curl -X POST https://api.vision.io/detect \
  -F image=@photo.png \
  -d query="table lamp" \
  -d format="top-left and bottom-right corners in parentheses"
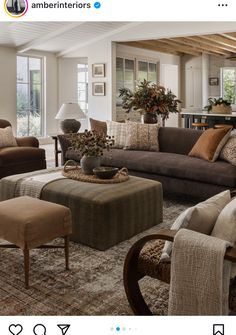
top-left (55, 103), bottom-right (86, 133)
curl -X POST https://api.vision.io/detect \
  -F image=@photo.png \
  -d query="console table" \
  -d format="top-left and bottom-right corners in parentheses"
top-left (181, 111), bottom-right (236, 128)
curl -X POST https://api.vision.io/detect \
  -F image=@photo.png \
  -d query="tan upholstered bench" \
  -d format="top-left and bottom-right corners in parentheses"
top-left (0, 196), bottom-right (72, 288)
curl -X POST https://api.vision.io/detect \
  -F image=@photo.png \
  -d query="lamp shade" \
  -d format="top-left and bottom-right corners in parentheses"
top-left (55, 103), bottom-right (86, 120)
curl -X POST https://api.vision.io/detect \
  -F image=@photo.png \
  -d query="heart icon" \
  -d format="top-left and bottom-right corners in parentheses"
top-left (9, 324), bottom-right (23, 335)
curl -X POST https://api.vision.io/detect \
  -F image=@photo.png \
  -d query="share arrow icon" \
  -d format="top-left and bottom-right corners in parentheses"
top-left (57, 324), bottom-right (70, 335)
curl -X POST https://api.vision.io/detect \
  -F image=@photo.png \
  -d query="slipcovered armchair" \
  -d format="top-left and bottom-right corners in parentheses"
top-left (0, 119), bottom-right (46, 179)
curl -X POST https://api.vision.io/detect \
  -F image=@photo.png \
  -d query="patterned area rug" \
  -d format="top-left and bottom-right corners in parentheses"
top-left (0, 195), bottom-right (196, 315)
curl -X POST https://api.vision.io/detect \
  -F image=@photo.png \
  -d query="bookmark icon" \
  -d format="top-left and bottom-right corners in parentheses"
top-left (213, 324), bottom-right (224, 335)
top-left (57, 324), bottom-right (70, 335)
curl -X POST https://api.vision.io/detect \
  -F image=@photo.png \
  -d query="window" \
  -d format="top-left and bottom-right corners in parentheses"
top-left (116, 57), bottom-right (135, 105)
top-left (221, 67), bottom-right (236, 104)
top-left (17, 55), bottom-right (43, 137)
top-left (116, 57), bottom-right (158, 105)
top-left (77, 63), bottom-right (88, 114)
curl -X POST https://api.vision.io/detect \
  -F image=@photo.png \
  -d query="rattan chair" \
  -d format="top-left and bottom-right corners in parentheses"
top-left (123, 228), bottom-right (236, 315)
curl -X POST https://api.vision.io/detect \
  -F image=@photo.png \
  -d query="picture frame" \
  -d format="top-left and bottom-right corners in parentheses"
top-left (209, 77), bottom-right (219, 86)
top-left (92, 82), bottom-right (105, 96)
top-left (92, 63), bottom-right (105, 77)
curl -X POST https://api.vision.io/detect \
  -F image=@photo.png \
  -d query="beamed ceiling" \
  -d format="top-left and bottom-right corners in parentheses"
top-left (118, 32), bottom-right (236, 57)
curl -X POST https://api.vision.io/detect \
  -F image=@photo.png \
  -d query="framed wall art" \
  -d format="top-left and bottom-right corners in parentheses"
top-left (92, 82), bottom-right (105, 96)
top-left (92, 63), bottom-right (105, 77)
top-left (209, 77), bottom-right (219, 86)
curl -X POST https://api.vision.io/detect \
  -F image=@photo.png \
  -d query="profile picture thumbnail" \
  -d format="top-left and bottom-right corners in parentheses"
top-left (5, 0), bottom-right (28, 17)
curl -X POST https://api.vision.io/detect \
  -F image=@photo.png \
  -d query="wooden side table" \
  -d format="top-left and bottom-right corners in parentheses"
top-left (50, 135), bottom-right (62, 167)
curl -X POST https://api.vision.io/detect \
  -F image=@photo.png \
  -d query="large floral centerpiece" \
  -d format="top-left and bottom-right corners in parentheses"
top-left (119, 79), bottom-right (181, 125)
top-left (68, 130), bottom-right (113, 175)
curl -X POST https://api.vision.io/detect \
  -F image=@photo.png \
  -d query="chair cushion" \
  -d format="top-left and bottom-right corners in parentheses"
top-left (212, 197), bottom-right (236, 245)
top-left (160, 190), bottom-right (231, 261)
top-left (0, 196), bottom-right (72, 249)
top-left (101, 149), bottom-right (236, 187)
top-left (0, 147), bottom-right (45, 167)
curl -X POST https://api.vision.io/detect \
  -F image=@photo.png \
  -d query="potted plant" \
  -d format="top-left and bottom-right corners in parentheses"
top-left (119, 79), bottom-right (181, 125)
top-left (68, 130), bottom-right (113, 175)
top-left (204, 97), bottom-right (232, 114)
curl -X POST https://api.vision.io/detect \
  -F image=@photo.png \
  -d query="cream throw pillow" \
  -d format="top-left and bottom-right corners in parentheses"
top-left (211, 197), bottom-right (236, 245)
top-left (0, 126), bottom-right (17, 148)
top-left (124, 122), bottom-right (160, 151)
top-left (160, 190), bottom-right (231, 261)
top-left (106, 121), bottom-right (127, 149)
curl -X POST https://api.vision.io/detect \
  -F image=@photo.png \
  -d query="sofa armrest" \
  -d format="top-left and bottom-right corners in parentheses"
top-left (15, 137), bottom-right (39, 148)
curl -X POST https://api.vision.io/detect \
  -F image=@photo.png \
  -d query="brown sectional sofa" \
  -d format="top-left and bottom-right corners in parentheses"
top-left (100, 127), bottom-right (236, 199)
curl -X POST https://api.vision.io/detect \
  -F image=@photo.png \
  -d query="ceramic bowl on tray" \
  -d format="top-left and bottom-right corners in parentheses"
top-left (93, 167), bottom-right (119, 179)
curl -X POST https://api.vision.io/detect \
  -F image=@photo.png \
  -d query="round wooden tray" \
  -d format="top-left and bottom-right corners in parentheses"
top-left (62, 160), bottom-right (129, 184)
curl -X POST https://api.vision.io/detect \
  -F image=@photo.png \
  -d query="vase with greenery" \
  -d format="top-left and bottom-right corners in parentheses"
top-left (68, 130), bottom-right (114, 175)
top-left (119, 79), bottom-right (181, 126)
top-left (204, 97), bottom-right (232, 114)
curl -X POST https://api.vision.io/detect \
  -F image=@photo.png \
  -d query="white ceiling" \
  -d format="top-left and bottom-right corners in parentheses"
top-left (1, 21), bottom-right (236, 58)
top-left (0, 21), bottom-right (130, 55)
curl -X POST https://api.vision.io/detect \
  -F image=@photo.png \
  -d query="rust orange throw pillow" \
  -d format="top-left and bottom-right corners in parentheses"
top-left (188, 127), bottom-right (231, 162)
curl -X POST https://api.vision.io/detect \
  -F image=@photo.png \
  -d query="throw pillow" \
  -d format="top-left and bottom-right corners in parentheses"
top-left (106, 121), bottom-right (128, 148)
top-left (160, 190), bottom-right (231, 261)
top-left (124, 122), bottom-right (160, 151)
top-left (211, 197), bottom-right (236, 245)
top-left (0, 126), bottom-right (17, 148)
top-left (220, 131), bottom-right (236, 166)
top-left (188, 127), bottom-right (231, 162)
top-left (89, 118), bottom-right (107, 136)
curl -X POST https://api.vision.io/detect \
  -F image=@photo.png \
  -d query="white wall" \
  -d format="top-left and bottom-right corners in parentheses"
top-left (58, 57), bottom-right (88, 132)
top-left (0, 46), bottom-right (17, 134)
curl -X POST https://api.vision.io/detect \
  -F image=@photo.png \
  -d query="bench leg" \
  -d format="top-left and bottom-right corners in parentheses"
top-left (64, 236), bottom-right (69, 270)
top-left (23, 248), bottom-right (30, 289)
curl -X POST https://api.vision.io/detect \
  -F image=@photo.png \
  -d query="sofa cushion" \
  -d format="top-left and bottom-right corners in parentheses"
top-left (90, 118), bottom-right (107, 136)
top-left (101, 149), bottom-right (236, 187)
top-left (189, 127), bottom-right (231, 162)
top-left (0, 126), bottom-right (17, 148)
top-left (158, 127), bottom-right (202, 155)
top-left (124, 123), bottom-right (160, 151)
top-left (220, 132), bottom-right (236, 166)
top-left (0, 147), bottom-right (46, 167)
top-left (106, 121), bottom-right (128, 148)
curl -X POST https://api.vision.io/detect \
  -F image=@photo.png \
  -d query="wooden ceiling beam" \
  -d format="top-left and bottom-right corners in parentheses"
top-left (169, 37), bottom-right (222, 56)
top-left (183, 37), bottom-right (231, 56)
top-left (204, 34), bottom-right (236, 48)
top-left (198, 35), bottom-right (236, 52)
top-left (220, 33), bottom-right (236, 43)
top-left (156, 39), bottom-right (202, 56)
